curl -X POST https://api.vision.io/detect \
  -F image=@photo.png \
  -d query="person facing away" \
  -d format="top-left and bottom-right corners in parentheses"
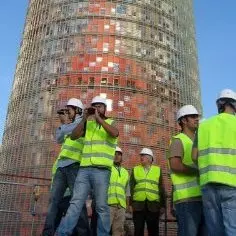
top-left (42, 98), bottom-right (89, 236)
top-left (168, 105), bottom-right (207, 236)
top-left (130, 148), bottom-right (165, 236)
top-left (57, 96), bottom-right (119, 236)
top-left (192, 89), bottom-right (236, 236)
top-left (108, 146), bottom-right (130, 236)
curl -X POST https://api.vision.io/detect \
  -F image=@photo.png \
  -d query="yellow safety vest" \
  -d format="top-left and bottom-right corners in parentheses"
top-left (58, 136), bottom-right (84, 161)
top-left (108, 166), bottom-right (129, 208)
top-left (133, 165), bottom-right (160, 202)
top-left (80, 119), bottom-right (117, 168)
top-left (169, 133), bottom-right (201, 203)
top-left (52, 136), bottom-right (84, 175)
top-left (198, 113), bottom-right (236, 187)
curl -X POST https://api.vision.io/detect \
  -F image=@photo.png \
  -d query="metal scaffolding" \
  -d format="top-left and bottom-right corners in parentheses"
top-left (0, 0), bottom-right (200, 234)
top-left (0, 176), bottom-right (177, 235)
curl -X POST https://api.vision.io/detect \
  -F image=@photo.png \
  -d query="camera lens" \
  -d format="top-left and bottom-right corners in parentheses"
top-left (88, 107), bottom-right (95, 115)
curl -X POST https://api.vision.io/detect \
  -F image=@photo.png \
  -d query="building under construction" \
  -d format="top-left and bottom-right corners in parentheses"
top-left (0, 0), bottom-right (201, 235)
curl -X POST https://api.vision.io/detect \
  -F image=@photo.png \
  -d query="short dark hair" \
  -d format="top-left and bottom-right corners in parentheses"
top-left (178, 115), bottom-right (198, 130)
top-left (217, 98), bottom-right (236, 113)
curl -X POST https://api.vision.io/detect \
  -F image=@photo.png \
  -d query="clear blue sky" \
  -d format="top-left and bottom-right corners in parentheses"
top-left (0, 1), bottom-right (235, 142)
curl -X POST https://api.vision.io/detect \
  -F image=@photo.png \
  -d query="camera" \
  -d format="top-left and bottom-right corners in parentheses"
top-left (87, 107), bottom-right (96, 115)
top-left (57, 109), bottom-right (68, 115)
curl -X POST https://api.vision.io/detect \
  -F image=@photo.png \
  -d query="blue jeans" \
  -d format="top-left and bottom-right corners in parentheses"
top-left (202, 184), bottom-right (236, 236)
top-left (58, 167), bottom-right (111, 236)
top-left (175, 201), bottom-right (207, 236)
top-left (54, 196), bottom-right (90, 236)
top-left (42, 163), bottom-right (89, 236)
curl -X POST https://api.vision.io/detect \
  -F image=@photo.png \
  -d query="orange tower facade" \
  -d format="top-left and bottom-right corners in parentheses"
top-left (0, 0), bottom-right (200, 234)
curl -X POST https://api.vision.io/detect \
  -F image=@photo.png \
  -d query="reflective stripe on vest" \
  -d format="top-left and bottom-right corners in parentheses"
top-left (108, 166), bottom-right (129, 208)
top-left (198, 113), bottom-right (236, 187)
top-left (133, 165), bottom-right (160, 202)
top-left (199, 148), bottom-right (236, 156)
top-left (80, 119), bottom-right (117, 168)
top-left (84, 140), bottom-right (117, 148)
top-left (169, 133), bottom-right (201, 202)
top-left (58, 136), bottom-right (84, 162)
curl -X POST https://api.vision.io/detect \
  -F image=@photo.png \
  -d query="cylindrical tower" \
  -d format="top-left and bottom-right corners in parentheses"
top-left (0, 0), bottom-right (201, 234)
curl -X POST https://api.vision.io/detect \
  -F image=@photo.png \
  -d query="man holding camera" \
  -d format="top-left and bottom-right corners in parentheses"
top-left (58, 96), bottom-right (119, 236)
top-left (42, 98), bottom-right (89, 236)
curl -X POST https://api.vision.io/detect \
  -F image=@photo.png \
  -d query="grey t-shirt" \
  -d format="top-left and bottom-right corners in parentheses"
top-left (169, 139), bottom-right (184, 159)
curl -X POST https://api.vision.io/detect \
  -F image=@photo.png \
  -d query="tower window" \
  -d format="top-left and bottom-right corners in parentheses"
top-left (101, 78), bottom-right (107, 85)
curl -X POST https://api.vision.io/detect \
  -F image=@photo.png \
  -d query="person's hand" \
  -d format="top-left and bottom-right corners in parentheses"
top-left (95, 108), bottom-right (103, 124)
top-left (59, 113), bottom-right (70, 124)
top-left (83, 108), bottom-right (90, 121)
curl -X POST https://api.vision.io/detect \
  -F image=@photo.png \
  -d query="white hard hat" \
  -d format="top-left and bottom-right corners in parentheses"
top-left (140, 148), bottom-right (153, 157)
top-left (115, 146), bottom-right (123, 153)
top-left (217, 89), bottom-right (236, 101)
top-left (176, 105), bottom-right (199, 121)
top-left (67, 98), bottom-right (84, 110)
top-left (91, 96), bottom-right (107, 106)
